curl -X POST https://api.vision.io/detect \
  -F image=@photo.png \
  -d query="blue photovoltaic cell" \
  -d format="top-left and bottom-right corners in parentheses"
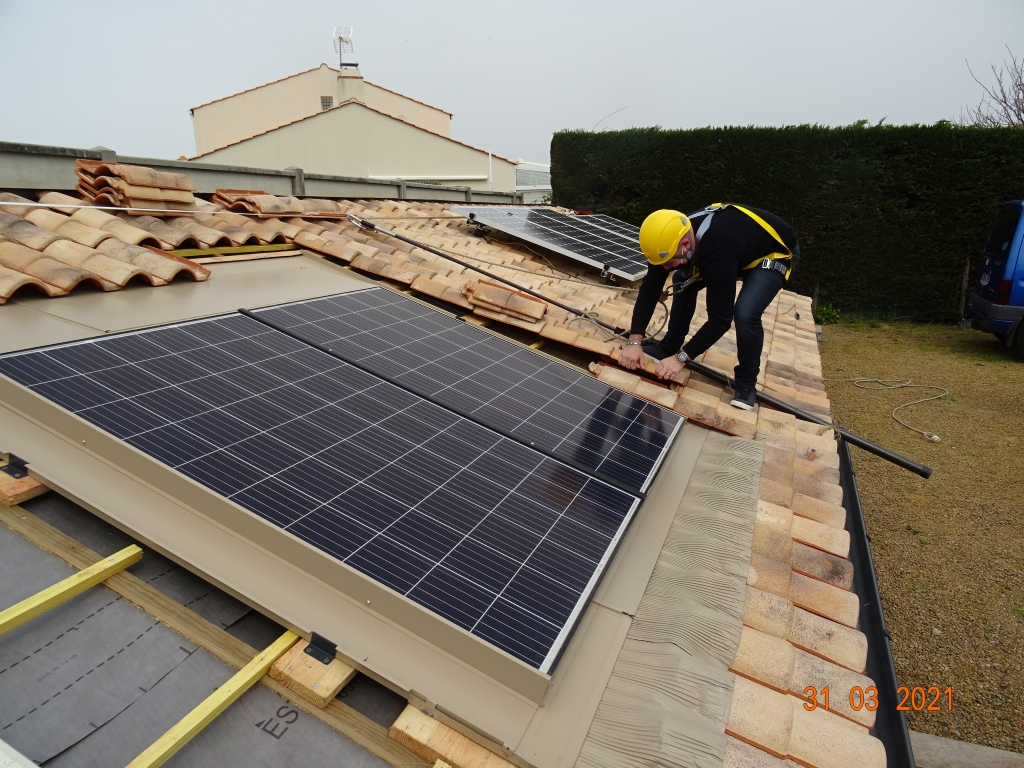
top-left (450, 206), bottom-right (647, 280)
top-left (0, 312), bottom-right (643, 671)
top-left (253, 288), bottom-right (681, 494)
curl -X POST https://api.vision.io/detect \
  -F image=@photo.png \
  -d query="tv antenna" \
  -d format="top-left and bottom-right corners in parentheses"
top-left (333, 27), bottom-right (357, 69)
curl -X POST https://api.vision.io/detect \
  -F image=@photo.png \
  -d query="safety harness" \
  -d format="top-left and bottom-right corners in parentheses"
top-left (691, 203), bottom-right (794, 280)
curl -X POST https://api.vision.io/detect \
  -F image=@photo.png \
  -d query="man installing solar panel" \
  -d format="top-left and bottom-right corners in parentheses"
top-left (617, 204), bottom-right (799, 411)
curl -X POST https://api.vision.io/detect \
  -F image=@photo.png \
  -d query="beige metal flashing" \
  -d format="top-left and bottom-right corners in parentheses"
top-left (593, 421), bottom-right (708, 615)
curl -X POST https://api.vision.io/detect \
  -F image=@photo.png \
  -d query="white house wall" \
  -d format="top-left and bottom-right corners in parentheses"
top-left (192, 65), bottom-right (339, 155)
top-left (196, 104), bottom-right (516, 192)
top-left (363, 82), bottom-right (451, 137)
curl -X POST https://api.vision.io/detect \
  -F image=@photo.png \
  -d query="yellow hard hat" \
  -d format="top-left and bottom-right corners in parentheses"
top-left (639, 209), bottom-right (692, 265)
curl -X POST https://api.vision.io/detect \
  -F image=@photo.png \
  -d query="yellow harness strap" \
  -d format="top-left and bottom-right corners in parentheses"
top-left (708, 203), bottom-right (793, 280)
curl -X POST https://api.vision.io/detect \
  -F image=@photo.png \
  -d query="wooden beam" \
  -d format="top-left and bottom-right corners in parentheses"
top-left (192, 250), bottom-right (303, 265)
top-left (269, 637), bottom-right (357, 708)
top-left (390, 706), bottom-right (516, 768)
top-left (0, 504), bottom-right (428, 768)
top-left (171, 243), bottom-right (297, 258)
top-left (126, 630), bottom-right (299, 768)
top-left (0, 544), bottom-right (142, 636)
top-left (0, 462), bottom-right (48, 507)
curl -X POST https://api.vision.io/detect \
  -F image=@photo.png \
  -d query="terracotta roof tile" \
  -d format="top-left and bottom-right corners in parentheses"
top-left (0, 263), bottom-right (68, 303)
top-left (69, 207), bottom-right (169, 248)
top-left (116, 214), bottom-right (202, 249)
top-left (0, 211), bottom-right (65, 250)
top-left (24, 208), bottom-right (113, 248)
top-left (41, 239), bottom-right (153, 287)
top-left (0, 238), bottom-right (116, 292)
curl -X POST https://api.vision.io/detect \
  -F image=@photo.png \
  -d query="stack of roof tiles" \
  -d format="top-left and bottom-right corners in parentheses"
top-left (0, 192), bottom-right (209, 303)
top-left (212, 188), bottom-right (345, 217)
top-left (74, 160), bottom-right (199, 214)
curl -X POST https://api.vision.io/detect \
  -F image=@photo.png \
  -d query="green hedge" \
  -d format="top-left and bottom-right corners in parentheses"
top-left (550, 125), bottom-right (1024, 321)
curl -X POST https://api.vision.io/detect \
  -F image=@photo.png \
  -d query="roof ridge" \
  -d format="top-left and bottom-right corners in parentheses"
top-left (362, 79), bottom-right (453, 116)
top-left (189, 64), bottom-right (338, 112)
top-left (190, 100), bottom-right (517, 165)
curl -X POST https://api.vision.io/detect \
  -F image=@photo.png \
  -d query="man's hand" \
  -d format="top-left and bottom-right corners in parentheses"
top-left (618, 343), bottom-right (645, 370)
top-left (656, 354), bottom-right (686, 381)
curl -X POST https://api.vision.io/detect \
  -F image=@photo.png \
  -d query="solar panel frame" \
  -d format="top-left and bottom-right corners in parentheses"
top-left (249, 287), bottom-right (682, 495)
top-left (0, 312), bottom-right (645, 673)
top-left (450, 206), bottom-right (648, 281)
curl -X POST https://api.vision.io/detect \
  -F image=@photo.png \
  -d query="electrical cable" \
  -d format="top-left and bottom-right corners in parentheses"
top-left (822, 378), bottom-right (947, 442)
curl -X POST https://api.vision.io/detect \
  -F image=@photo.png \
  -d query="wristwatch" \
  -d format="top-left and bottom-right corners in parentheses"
top-left (676, 350), bottom-right (690, 364)
top-left (625, 341), bottom-right (642, 346)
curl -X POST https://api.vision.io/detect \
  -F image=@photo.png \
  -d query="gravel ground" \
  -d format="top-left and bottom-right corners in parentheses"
top-left (818, 321), bottom-right (1023, 754)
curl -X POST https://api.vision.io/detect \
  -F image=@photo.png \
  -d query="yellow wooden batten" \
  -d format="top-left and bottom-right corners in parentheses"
top-left (171, 243), bottom-right (297, 257)
top-left (0, 544), bottom-right (142, 636)
top-left (125, 630), bottom-right (300, 768)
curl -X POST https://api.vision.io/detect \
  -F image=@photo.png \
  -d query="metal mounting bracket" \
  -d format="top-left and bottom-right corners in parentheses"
top-left (303, 631), bottom-right (338, 666)
top-left (1, 454), bottom-right (28, 479)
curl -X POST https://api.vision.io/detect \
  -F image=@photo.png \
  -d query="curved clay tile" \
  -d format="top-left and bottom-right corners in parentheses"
top-left (96, 239), bottom-right (209, 283)
top-left (36, 191), bottom-right (90, 211)
top-left (83, 174), bottom-right (195, 205)
top-left (0, 192), bottom-right (36, 216)
top-left (69, 208), bottom-right (169, 249)
top-left (214, 211), bottom-right (287, 244)
top-left (259, 217), bottom-right (305, 239)
top-left (24, 209), bottom-right (113, 249)
top-left (0, 211), bottom-right (66, 251)
top-left (0, 239), bottom-right (116, 292)
top-left (42, 240), bottom-right (153, 288)
top-left (196, 215), bottom-right (260, 246)
top-left (116, 214), bottom-right (201, 249)
top-left (0, 263), bottom-right (69, 303)
top-left (165, 217), bottom-right (232, 247)
top-left (300, 198), bottom-right (344, 215)
top-left (75, 160), bottom-right (195, 192)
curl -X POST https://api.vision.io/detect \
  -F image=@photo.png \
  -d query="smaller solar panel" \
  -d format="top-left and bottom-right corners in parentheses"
top-left (451, 206), bottom-right (647, 281)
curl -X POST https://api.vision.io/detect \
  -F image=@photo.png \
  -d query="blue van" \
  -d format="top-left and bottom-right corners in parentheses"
top-left (968, 201), bottom-right (1024, 356)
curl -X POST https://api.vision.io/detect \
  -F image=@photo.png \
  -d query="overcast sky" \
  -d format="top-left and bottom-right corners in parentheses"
top-left (1, 1), bottom-right (1021, 165)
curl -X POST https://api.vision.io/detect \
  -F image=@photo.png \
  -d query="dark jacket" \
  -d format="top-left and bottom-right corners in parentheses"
top-left (629, 205), bottom-right (798, 357)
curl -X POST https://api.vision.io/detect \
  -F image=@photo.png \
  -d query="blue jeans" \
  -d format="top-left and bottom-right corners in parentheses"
top-left (663, 266), bottom-right (786, 391)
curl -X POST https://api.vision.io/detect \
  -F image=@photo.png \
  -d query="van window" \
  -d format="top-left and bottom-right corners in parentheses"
top-left (984, 205), bottom-right (1022, 260)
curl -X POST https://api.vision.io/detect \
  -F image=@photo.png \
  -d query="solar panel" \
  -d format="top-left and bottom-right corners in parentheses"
top-left (251, 288), bottom-right (681, 494)
top-left (450, 206), bottom-right (648, 281)
top-left (0, 313), bottom-right (644, 672)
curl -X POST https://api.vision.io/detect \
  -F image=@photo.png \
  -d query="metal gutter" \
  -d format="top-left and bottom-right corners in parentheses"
top-left (838, 440), bottom-right (916, 768)
top-left (0, 141), bottom-right (522, 204)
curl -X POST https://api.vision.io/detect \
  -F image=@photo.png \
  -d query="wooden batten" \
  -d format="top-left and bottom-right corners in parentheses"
top-left (269, 638), bottom-right (357, 708)
top-left (390, 706), bottom-right (516, 768)
top-left (1, 463), bottom-right (49, 507)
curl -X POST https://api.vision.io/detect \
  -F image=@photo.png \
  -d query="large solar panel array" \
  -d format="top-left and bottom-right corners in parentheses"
top-left (253, 288), bottom-right (680, 494)
top-left (451, 206), bottom-right (648, 281)
top-left (0, 309), bottom-right (654, 672)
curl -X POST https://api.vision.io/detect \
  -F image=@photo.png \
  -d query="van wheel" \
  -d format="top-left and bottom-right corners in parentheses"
top-left (1014, 325), bottom-right (1024, 359)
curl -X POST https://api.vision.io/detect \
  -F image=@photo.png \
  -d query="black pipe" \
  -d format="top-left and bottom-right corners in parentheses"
top-left (239, 308), bottom-right (645, 500)
top-left (682, 359), bottom-right (933, 479)
top-left (350, 215), bottom-right (933, 480)
top-left (837, 440), bottom-right (917, 767)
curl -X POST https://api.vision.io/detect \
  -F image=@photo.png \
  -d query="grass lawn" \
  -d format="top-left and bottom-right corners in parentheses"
top-left (818, 320), bottom-right (1023, 753)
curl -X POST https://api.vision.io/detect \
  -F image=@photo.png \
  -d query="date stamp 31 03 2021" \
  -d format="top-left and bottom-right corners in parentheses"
top-left (802, 686), bottom-right (953, 712)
